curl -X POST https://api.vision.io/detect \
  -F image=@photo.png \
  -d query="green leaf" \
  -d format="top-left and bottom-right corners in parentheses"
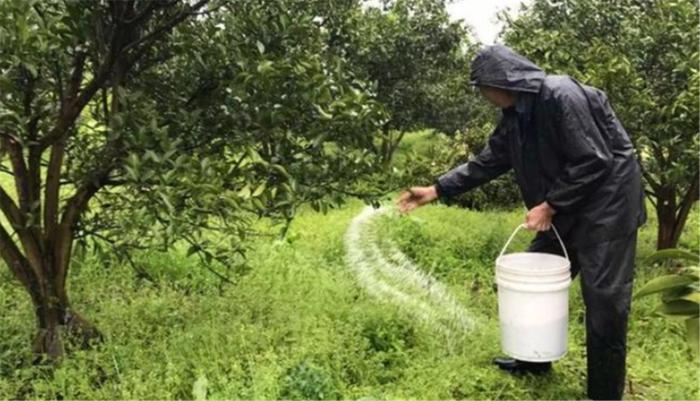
top-left (252, 183), bottom-right (266, 197)
top-left (23, 63), bottom-right (37, 78)
top-left (313, 104), bottom-right (333, 120)
top-left (661, 286), bottom-right (694, 302)
top-left (256, 40), bottom-right (265, 54)
top-left (124, 166), bottom-right (139, 181)
top-left (158, 193), bottom-right (175, 213)
top-left (686, 317), bottom-right (699, 357)
top-left (635, 274), bottom-right (698, 298)
top-left (682, 292), bottom-right (700, 304)
top-left (144, 150), bottom-right (160, 163)
top-left (251, 197), bottom-right (264, 210)
top-left (658, 300), bottom-right (700, 317)
top-left (257, 60), bottom-right (274, 74)
top-left (647, 248), bottom-right (700, 264)
top-left (238, 185), bottom-right (251, 200)
top-left (684, 266), bottom-right (700, 279)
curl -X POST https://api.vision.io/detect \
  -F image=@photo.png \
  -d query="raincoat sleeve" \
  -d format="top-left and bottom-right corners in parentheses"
top-left (544, 84), bottom-right (613, 213)
top-left (435, 123), bottom-right (511, 199)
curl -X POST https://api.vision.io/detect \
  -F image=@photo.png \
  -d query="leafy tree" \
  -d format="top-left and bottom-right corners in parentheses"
top-left (324, 0), bottom-right (476, 165)
top-left (0, 0), bottom-right (385, 360)
top-left (501, 0), bottom-right (699, 249)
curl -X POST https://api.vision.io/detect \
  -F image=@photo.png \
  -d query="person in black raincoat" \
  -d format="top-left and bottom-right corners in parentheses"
top-left (396, 45), bottom-right (646, 401)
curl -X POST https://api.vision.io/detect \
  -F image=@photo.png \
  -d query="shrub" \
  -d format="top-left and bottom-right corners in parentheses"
top-left (635, 248), bottom-right (700, 356)
top-left (393, 130), bottom-right (522, 210)
top-left (279, 361), bottom-right (342, 400)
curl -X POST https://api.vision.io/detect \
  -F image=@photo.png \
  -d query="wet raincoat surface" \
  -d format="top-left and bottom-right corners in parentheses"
top-left (435, 45), bottom-right (647, 247)
top-left (435, 45), bottom-right (647, 400)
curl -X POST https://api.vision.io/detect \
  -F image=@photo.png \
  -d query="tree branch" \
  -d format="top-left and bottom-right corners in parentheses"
top-left (3, 138), bottom-right (31, 214)
top-left (645, 189), bottom-right (658, 209)
top-left (672, 171), bottom-right (699, 243)
top-left (43, 142), bottom-right (65, 239)
top-left (0, 186), bottom-right (25, 230)
top-left (65, 51), bottom-right (88, 108)
top-left (38, 0), bottom-right (209, 149)
top-left (38, 8), bottom-right (127, 149)
top-left (125, 0), bottom-right (177, 27)
top-left (121, 0), bottom-right (209, 56)
top-left (642, 170), bottom-right (661, 194)
top-left (0, 222), bottom-right (36, 291)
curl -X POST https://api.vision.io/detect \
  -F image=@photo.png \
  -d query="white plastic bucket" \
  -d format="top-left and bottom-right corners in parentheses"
top-left (495, 224), bottom-right (572, 362)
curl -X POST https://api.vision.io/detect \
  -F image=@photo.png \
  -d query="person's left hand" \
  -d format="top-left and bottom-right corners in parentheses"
top-left (525, 201), bottom-right (556, 231)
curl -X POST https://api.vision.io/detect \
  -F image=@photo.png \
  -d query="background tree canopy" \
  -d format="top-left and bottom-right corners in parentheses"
top-left (500, 0), bottom-right (699, 249)
top-left (0, 0), bottom-right (476, 360)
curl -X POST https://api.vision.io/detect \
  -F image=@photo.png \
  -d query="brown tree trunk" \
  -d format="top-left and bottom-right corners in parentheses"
top-left (657, 195), bottom-right (677, 250)
top-left (32, 291), bottom-right (68, 361)
top-left (656, 174), bottom-right (699, 250)
top-left (379, 126), bottom-right (404, 168)
top-left (30, 276), bottom-right (102, 362)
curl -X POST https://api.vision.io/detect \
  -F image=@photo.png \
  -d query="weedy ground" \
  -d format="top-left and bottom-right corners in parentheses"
top-left (0, 194), bottom-right (697, 400)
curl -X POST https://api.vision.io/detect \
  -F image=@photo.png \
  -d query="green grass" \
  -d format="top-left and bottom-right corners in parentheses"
top-left (0, 198), bottom-right (698, 399)
top-left (391, 129), bottom-right (451, 167)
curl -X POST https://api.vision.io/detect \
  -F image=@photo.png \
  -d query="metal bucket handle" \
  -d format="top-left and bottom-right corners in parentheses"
top-left (498, 224), bottom-right (570, 261)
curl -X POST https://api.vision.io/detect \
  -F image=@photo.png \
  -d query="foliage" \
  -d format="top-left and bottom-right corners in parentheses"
top-left (326, 0), bottom-right (477, 164)
top-left (392, 130), bottom-right (521, 210)
top-left (0, 0), bottom-right (389, 358)
top-left (91, 0), bottom-right (390, 258)
top-left (280, 361), bottom-right (341, 400)
top-left (635, 248), bottom-right (700, 356)
top-left (500, 0), bottom-right (699, 249)
top-left (0, 200), bottom-right (697, 399)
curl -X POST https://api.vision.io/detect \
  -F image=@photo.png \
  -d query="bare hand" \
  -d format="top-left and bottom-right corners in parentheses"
top-left (395, 186), bottom-right (438, 213)
top-left (525, 201), bottom-right (556, 231)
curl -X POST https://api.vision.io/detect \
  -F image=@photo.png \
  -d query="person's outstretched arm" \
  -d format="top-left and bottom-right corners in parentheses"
top-left (434, 123), bottom-right (512, 199)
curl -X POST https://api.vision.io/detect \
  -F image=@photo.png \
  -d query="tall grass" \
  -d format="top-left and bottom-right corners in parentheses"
top-left (0, 196), bottom-right (697, 399)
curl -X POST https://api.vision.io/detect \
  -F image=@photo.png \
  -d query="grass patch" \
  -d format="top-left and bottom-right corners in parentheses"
top-left (0, 199), bottom-right (697, 399)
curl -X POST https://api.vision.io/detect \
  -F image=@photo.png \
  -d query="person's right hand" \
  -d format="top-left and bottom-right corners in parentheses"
top-left (395, 185), bottom-right (438, 213)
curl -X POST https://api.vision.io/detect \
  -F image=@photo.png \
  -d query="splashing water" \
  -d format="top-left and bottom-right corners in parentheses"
top-left (344, 206), bottom-right (476, 335)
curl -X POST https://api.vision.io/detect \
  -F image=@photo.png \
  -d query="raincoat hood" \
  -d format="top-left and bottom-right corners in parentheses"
top-left (470, 45), bottom-right (545, 93)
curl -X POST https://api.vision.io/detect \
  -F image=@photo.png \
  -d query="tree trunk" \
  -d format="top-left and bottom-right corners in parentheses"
top-left (29, 264), bottom-right (102, 363)
top-left (379, 125), bottom-right (405, 168)
top-left (656, 175), bottom-right (699, 250)
top-left (657, 194), bottom-right (677, 250)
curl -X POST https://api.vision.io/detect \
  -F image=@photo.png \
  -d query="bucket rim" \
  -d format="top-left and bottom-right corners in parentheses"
top-left (496, 270), bottom-right (572, 283)
top-left (496, 252), bottom-right (570, 275)
top-left (497, 251), bottom-right (569, 261)
top-left (502, 349), bottom-right (568, 363)
top-left (496, 265), bottom-right (571, 276)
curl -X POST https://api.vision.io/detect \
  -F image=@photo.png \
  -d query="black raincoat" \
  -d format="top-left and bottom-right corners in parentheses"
top-left (436, 45), bottom-right (646, 247)
top-left (435, 45), bottom-right (647, 400)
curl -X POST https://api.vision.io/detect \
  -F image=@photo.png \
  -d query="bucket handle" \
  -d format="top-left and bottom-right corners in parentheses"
top-left (498, 224), bottom-right (570, 261)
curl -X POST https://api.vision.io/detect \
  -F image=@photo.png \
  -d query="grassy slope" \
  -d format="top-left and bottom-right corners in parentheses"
top-left (0, 196), bottom-right (697, 400)
top-left (0, 130), bottom-right (698, 399)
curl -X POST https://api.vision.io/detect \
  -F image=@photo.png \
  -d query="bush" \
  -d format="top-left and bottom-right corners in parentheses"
top-left (1, 200), bottom-right (698, 400)
top-left (393, 130), bottom-right (522, 210)
top-left (279, 361), bottom-right (342, 400)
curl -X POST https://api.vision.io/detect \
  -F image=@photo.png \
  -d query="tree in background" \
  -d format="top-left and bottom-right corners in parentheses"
top-left (316, 0), bottom-right (524, 208)
top-left (0, 0), bottom-right (386, 360)
top-left (321, 0), bottom-right (477, 165)
top-left (501, 0), bottom-right (699, 249)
